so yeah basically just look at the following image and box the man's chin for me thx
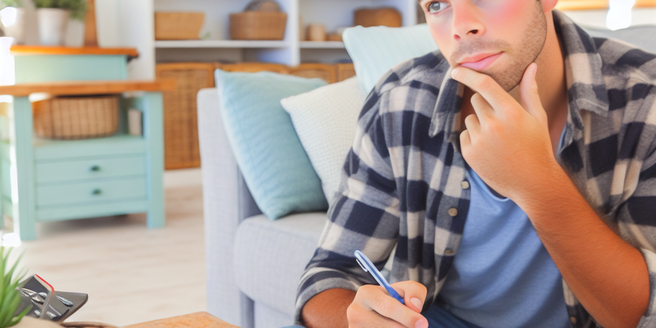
[458,68,521,92]
[487,71,522,92]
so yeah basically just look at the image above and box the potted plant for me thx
[0,246,29,328]
[0,0,24,44]
[33,0,86,46]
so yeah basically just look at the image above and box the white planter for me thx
[0,7,25,44]
[37,8,70,46]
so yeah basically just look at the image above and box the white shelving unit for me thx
[299,41,346,49]
[95,0,421,79]
[154,40,290,49]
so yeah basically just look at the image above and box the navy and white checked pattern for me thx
[296,10,656,328]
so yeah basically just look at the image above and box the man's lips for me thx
[458,52,502,71]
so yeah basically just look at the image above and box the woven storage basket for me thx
[156,63,215,170]
[33,95,119,140]
[229,12,287,40]
[245,0,280,12]
[220,62,290,74]
[289,63,336,83]
[336,63,356,82]
[155,12,204,40]
[354,8,402,28]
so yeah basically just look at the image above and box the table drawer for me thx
[36,156,145,184]
[36,177,147,207]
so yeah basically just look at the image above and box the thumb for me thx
[519,63,544,117]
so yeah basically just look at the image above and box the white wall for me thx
[95,0,154,80]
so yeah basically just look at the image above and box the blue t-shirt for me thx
[433,167,570,328]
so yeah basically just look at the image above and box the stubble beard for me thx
[449,2,548,91]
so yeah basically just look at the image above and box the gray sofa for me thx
[197,24,656,328]
[197,87,328,328]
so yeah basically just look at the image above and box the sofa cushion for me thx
[215,69,329,220]
[281,77,365,207]
[233,213,327,317]
[343,24,438,95]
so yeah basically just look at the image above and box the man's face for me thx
[420,0,548,91]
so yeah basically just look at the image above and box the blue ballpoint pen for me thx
[354,250,405,305]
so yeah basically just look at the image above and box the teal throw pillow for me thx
[215,69,329,220]
[343,24,438,95]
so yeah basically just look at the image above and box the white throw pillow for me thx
[281,77,365,206]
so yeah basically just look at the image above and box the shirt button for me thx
[570,317,577,324]
[448,208,458,217]
[461,180,470,189]
[444,249,455,256]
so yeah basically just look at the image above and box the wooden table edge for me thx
[0,79,177,97]
[121,312,239,328]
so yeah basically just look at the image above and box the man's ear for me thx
[541,0,559,12]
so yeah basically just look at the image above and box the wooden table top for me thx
[0,80,176,97]
[10,46,139,59]
[122,312,239,328]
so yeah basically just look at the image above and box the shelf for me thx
[556,0,656,10]
[10,46,139,59]
[300,41,346,49]
[155,40,289,49]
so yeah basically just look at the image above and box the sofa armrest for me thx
[197,88,261,328]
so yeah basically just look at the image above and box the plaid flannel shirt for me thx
[296,10,656,328]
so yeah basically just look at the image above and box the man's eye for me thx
[426,1,450,14]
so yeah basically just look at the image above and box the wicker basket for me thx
[289,63,336,83]
[354,8,402,28]
[33,95,119,140]
[229,12,287,40]
[156,63,215,170]
[336,63,356,82]
[220,62,290,74]
[155,12,205,40]
[245,0,280,12]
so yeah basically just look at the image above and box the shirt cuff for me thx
[294,268,361,325]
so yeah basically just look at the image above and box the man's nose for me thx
[452,2,486,41]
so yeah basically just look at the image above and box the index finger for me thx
[451,67,516,112]
[358,285,428,328]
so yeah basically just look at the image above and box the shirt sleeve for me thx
[293,87,402,325]
[619,89,656,327]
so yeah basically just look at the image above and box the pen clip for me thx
[355,257,368,272]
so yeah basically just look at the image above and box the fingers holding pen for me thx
[348,283,429,328]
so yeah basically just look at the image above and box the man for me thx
[296,0,656,327]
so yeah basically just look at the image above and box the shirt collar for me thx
[428,9,610,142]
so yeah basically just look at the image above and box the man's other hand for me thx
[347,281,429,328]
[453,63,558,201]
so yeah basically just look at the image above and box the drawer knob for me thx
[90,165,101,172]
[92,189,102,195]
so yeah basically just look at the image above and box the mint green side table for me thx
[0,46,169,241]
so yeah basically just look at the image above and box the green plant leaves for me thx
[33,0,86,20]
[0,247,29,328]
[0,0,23,9]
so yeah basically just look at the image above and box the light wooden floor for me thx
[1,168,207,327]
